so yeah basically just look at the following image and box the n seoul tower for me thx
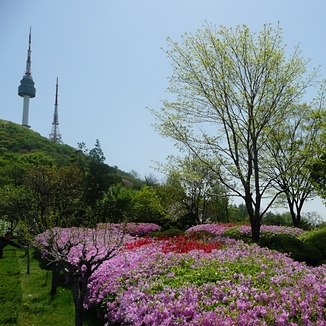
[49,77,62,143]
[18,28,36,128]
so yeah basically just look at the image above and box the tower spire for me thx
[26,27,32,76]
[18,27,36,128]
[49,77,62,143]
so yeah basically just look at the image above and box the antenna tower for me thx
[49,77,62,143]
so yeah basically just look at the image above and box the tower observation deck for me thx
[18,28,36,128]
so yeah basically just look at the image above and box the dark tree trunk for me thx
[244,196,261,243]
[72,271,90,326]
[286,195,302,228]
[50,264,60,295]
[251,221,261,243]
[72,279,83,326]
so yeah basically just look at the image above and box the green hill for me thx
[0,119,144,187]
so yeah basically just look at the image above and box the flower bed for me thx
[124,234,222,254]
[35,224,326,325]
[97,222,161,237]
[237,225,305,238]
[186,223,305,239]
[186,223,237,236]
[86,234,326,325]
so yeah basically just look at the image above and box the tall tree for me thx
[158,154,229,226]
[20,165,84,233]
[132,186,166,224]
[266,102,326,227]
[95,184,136,223]
[83,140,121,208]
[150,23,319,241]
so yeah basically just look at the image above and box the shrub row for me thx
[220,225,326,266]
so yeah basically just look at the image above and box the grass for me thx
[0,246,104,326]
[0,247,22,325]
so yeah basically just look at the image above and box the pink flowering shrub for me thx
[186,223,236,236]
[86,237,326,325]
[97,222,161,237]
[35,226,134,326]
[221,224,305,242]
[35,227,135,262]
[35,224,326,325]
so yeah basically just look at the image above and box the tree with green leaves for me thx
[132,186,166,224]
[266,101,326,227]
[150,23,320,241]
[158,154,229,226]
[310,154,326,203]
[95,183,136,223]
[82,140,121,209]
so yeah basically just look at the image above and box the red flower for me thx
[124,234,221,254]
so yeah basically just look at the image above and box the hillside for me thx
[0,119,143,186]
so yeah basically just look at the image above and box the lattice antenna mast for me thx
[49,77,62,143]
[18,27,36,128]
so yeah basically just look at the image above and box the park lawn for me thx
[0,247,22,326]
[17,247,75,326]
[0,246,101,326]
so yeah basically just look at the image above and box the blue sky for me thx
[1,0,326,217]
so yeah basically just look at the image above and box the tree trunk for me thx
[72,280,83,326]
[72,274,89,326]
[74,300,84,326]
[293,216,300,228]
[287,196,301,228]
[50,264,60,295]
[251,221,261,243]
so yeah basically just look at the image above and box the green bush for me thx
[259,234,323,266]
[161,228,185,237]
[304,229,326,259]
[222,227,253,243]
[162,220,183,231]
[188,230,216,239]
[316,260,326,266]
[148,231,163,237]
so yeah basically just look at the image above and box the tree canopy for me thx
[150,23,321,241]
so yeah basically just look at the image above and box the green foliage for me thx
[150,23,321,242]
[148,231,163,237]
[157,155,229,225]
[188,230,216,240]
[162,219,183,231]
[161,228,185,237]
[309,154,326,201]
[83,140,121,207]
[259,234,323,266]
[96,184,136,223]
[131,186,166,224]
[227,204,249,223]
[304,228,326,259]
[222,227,253,243]
[0,120,78,166]
[263,212,293,226]
[263,211,317,230]
[149,256,274,294]
[0,122,148,231]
